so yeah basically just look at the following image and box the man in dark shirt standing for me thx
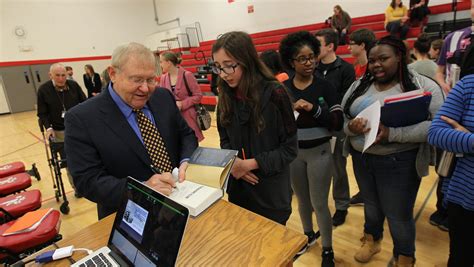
[314,29,356,226]
[37,63,86,196]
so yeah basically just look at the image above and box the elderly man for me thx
[65,43,198,219]
[37,63,86,197]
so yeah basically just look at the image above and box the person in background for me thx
[385,0,410,40]
[280,31,343,267]
[409,33,438,79]
[101,68,111,92]
[65,66,74,80]
[346,28,377,205]
[37,63,87,198]
[429,38,443,61]
[159,51,204,142]
[428,73,474,267]
[212,31,297,226]
[259,49,289,82]
[331,5,352,45]
[314,29,356,227]
[65,43,197,219]
[342,36,443,266]
[349,28,377,80]
[83,64,102,98]
[409,0,430,26]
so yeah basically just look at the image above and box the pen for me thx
[150,165,162,174]
[241,148,246,160]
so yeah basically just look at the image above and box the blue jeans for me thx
[386,20,409,40]
[351,148,420,258]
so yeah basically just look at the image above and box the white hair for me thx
[49,63,66,73]
[111,42,156,71]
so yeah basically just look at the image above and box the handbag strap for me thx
[182,71,193,97]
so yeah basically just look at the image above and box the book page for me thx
[356,101,381,153]
[189,147,237,168]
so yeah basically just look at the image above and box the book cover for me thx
[186,147,238,190]
[381,94,432,127]
[168,180,223,217]
[2,208,53,236]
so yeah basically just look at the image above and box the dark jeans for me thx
[386,20,410,40]
[351,149,420,258]
[335,28,348,45]
[448,202,474,267]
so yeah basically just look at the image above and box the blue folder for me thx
[380,94,432,127]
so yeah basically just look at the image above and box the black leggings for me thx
[448,202,474,266]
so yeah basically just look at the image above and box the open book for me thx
[2,208,53,236]
[169,147,238,217]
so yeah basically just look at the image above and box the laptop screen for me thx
[108,177,189,267]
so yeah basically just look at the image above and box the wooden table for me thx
[38,200,306,266]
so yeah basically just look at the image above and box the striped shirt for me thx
[428,74,474,211]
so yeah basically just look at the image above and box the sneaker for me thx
[429,210,443,226]
[350,192,364,206]
[321,249,335,267]
[332,210,348,226]
[438,217,449,231]
[295,231,321,256]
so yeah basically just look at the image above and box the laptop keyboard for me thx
[78,252,113,267]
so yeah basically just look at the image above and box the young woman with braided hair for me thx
[341,35,443,266]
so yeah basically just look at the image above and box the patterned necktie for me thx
[133,109,173,173]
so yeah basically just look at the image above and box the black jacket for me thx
[83,73,102,98]
[217,81,297,216]
[65,87,197,219]
[315,56,356,104]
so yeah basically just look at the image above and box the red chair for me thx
[0,190,42,224]
[0,162,25,178]
[0,173,32,197]
[0,210,62,264]
[0,162,41,181]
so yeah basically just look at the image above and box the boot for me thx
[354,233,382,263]
[396,255,415,267]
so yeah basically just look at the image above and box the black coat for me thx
[83,73,102,98]
[217,81,297,219]
[65,87,197,219]
[315,56,356,104]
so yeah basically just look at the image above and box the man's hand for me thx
[178,161,188,183]
[231,158,259,185]
[441,81,452,95]
[46,128,56,142]
[176,101,183,110]
[441,116,470,133]
[348,118,370,135]
[342,28,347,34]
[145,173,176,196]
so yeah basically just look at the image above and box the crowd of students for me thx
[203,1,473,266]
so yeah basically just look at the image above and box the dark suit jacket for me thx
[83,73,102,98]
[64,87,198,219]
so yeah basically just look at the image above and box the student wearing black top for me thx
[314,29,356,227]
[83,64,102,98]
[280,31,342,267]
[212,31,297,225]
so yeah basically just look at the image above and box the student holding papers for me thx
[341,36,443,266]
[211,32,297,225]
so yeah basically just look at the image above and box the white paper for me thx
[294,110,300,120]
[356,101,381,152]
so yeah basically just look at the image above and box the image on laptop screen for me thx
[108,177,189,267]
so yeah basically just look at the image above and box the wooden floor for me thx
[0,110,449,266]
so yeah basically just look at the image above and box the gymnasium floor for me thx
[0,110,449,266]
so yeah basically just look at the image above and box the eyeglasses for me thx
[211,63,239,75]
[129,77,157,87]
[292,55,317,65]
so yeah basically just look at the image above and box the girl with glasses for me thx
[159,51,204,142]
[212,31,297,225]
[280,31,342,267]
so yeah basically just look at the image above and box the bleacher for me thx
[180,0,472,109]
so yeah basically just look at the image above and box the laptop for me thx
[72,177,190,267]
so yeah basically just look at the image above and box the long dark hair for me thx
[344,35,417,119]
[211,31,276,132]
[390,0,403,8]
